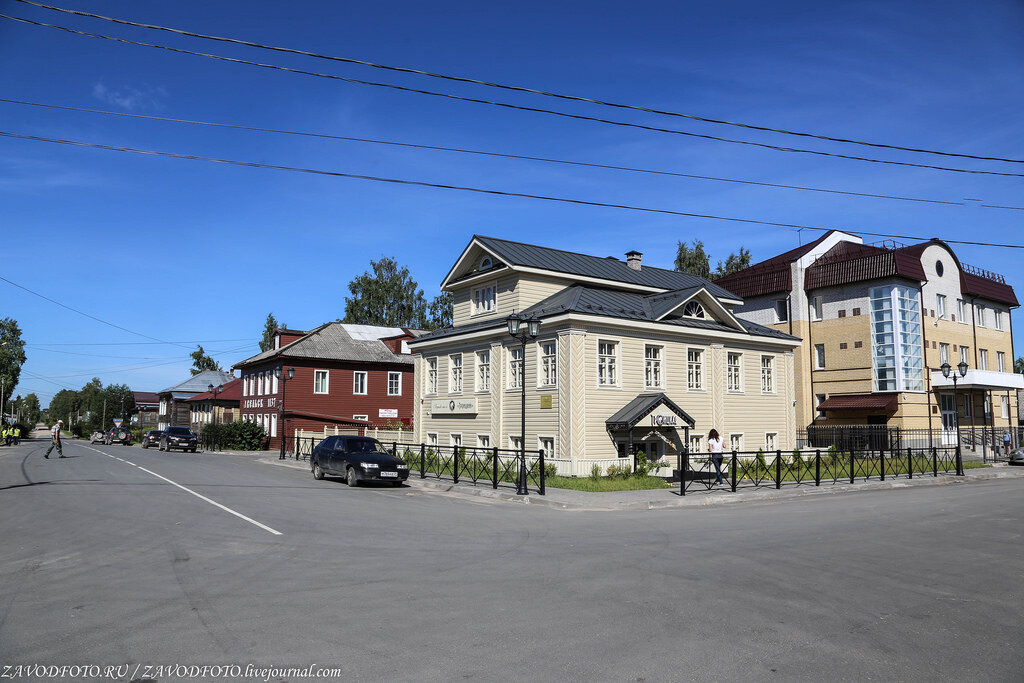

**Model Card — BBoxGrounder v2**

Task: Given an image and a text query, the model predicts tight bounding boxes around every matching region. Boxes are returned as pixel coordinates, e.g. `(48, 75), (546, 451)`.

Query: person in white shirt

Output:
(707, 428), (725, 485)
(44, 420), (64, 459)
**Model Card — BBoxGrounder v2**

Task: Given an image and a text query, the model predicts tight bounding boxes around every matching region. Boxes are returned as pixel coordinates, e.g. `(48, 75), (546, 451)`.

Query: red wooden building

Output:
(232, 323), (421, 450)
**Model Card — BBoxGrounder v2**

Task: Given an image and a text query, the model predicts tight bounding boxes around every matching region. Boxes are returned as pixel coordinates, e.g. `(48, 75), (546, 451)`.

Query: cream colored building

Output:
(407, 236), (801, 475)
(716, 231), (1021, 446)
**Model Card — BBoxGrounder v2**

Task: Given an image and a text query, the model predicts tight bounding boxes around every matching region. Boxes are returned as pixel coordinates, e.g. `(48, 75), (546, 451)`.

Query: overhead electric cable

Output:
(0, 272), (193, 349)
(3, 13), (1019, 179)
(0, 97), (975, 208)
(44, 343), (253, 378)
(15, 0), (1023, 165)
(28, 339), (254, 346)
(5, 129), (1024, 250)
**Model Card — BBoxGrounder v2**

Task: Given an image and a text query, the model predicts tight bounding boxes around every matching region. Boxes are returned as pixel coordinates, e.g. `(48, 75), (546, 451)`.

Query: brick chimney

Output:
(625, 250), (642, 271)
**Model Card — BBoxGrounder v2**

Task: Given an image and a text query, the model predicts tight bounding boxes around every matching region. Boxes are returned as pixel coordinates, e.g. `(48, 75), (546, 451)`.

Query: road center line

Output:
(87, 447), (282, 535)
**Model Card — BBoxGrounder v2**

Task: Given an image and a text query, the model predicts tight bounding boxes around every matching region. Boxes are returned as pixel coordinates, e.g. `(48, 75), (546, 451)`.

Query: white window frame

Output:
(682, 301), (706, 319)
(538, 435), (556, 459)
(508, 347), (524, 390)
(426, 357), (438, 395)
(352, 371), (367, 395)
(979, 349), (988, 371)
(314, 370), (330, 395)
(994, 309), (1003, 331)
(388, 371), (402, 396)
(1001, 395), (1009, 419)
(964, 394), (972, 418)
(997, 351), (1006, 373)
(449, 354), (463, 394)
(775, 299), (789, 323)
(957, 299), (968, 324)
(471, 283), (497, 316)
(936, 294), (946, 320)
(764, 432), (777, 451)
(271, 372), (279, 395)
(816, 393), (827, 419)
(688, 434), (703, 453)
(476, 433), (491, 449)
(960, 346), (970, 365)
(257, 372), (264, 395)
(270, 413), (278, 437)
(645, 344), (664, 390)
(476, 349), (490, 392)
(815, 344), (826, 370)
(449, 433), (462, 448)
(976, 304), (986, 328)
(810, 296), (822, 321)
(727, 352), (743, 392)
(939, 343), (950, 365)
(508, 435), (523, 452)
(729, 433), (743, 452)
(597, 339), (619, 388)
(426, 432), (438, 448)
(761, 355), (775, 394)
(539, 340), (557, 387)
(687, 348), (704, 391)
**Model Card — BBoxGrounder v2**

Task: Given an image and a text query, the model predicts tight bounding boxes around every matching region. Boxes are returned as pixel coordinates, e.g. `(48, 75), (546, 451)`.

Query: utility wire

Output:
(15, 0), (1024, 166)
(4, 13), (1020, 179)
(28, 339), (254, 346)
(2, 97), (986, 209)
(44, 343), (252, 378)
(5, 129), (1024, 250)
(0, 273), (194, 349)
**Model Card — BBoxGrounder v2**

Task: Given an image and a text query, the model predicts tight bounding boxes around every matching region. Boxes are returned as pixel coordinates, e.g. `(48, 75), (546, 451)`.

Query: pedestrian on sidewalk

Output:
(708, 429), (725, 485)
(1004, 429), (1012, 456)
(44, 420), (64, 459)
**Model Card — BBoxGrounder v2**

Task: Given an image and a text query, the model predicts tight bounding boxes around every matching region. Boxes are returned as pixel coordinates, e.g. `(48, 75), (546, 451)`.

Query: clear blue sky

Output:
(2, 0), (1022, 408)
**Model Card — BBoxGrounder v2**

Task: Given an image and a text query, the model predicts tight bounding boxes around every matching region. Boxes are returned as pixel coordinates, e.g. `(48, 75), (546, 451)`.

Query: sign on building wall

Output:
(429, 398), (478, 415)
(379, 408), (398, 418)
(540, 395), (553, 409)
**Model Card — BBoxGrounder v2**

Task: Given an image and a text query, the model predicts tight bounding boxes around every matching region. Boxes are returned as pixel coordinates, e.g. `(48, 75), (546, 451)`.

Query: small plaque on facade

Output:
(430, 398), (478, 415)
(540, 395), (552, 409)
(379, 408), (398, 418)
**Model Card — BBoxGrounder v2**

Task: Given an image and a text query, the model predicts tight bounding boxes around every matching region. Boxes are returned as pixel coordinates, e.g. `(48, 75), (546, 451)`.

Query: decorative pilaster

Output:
(558, 329), (587, 463)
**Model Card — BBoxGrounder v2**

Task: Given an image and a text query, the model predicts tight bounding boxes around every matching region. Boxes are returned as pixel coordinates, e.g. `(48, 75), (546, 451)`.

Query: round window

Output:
(936, 260), (944, 277)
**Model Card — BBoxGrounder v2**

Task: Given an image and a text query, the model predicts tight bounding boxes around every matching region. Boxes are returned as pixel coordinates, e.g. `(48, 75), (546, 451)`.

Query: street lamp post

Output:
(941, 361), (968, 475)
(275, 366), (295, 459)
(506, 313), (541, 495)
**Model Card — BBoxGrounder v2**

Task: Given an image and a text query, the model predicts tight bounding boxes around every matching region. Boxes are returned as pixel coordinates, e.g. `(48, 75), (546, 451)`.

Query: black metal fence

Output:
(276, 435), (548, 495)
(798, 426), (1019, 463)
(677, 446), (963, 495)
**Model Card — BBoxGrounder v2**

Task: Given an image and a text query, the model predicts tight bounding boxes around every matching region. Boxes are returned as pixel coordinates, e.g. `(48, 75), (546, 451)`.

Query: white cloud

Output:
(92, 82), (168, 111)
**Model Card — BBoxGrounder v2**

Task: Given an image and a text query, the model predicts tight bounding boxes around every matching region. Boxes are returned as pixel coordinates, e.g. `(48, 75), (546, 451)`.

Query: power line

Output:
(15, 0), (1024, 166)
(2, 97), (986, 209)
(0, 273), (194, 349)
(4, 13), (1021, 179)
(5, 129), (1024, 250)
(28, 339), (254, 346)
(43, 343), (252, 379)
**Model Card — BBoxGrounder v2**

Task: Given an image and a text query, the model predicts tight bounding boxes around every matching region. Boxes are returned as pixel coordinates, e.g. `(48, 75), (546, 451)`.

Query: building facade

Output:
(186, 377), (241, 431)
(156, 370), (236, 430)
(408, 236), (801, 475)
(716, 231), (1021, 443)
(233, 324), (420, 450)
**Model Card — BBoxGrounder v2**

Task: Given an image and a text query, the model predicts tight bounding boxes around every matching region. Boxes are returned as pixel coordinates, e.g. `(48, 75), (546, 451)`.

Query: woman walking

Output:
(708, 429), (725, 486)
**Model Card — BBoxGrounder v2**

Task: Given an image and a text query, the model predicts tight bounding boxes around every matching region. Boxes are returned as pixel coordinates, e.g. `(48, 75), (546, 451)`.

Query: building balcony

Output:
(931, 369), (1024, 392)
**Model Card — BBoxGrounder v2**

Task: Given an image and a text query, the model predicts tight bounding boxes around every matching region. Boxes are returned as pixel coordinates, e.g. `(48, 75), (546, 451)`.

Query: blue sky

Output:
(1, 0), (1022, 408)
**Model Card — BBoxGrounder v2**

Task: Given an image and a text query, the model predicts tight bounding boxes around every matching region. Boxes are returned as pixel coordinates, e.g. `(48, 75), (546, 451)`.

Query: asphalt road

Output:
(1, 437), (1022, 682)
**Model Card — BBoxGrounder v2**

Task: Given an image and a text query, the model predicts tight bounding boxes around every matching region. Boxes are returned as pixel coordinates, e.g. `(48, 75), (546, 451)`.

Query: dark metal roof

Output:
(804, 242), (926, 290)
(234, 323), (414, 369)
(133, 391), (159, 409)
(714, 230), (835, 297)
(606, 393), (696, 430)
(411, 285), (799, 344)
(818, 393), (899, 412)
(159, 370), (235, 396)
(184, 377), (242, 402)
(472, 235), (741, 301)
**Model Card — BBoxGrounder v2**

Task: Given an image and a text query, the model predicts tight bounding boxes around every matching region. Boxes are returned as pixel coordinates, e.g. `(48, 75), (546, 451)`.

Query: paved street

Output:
(1, 437), (1022, 682)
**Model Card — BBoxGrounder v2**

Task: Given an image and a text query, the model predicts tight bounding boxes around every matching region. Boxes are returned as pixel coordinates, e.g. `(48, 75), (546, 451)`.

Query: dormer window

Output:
(479, 257), (493, 270)
(682, 301), (706, 319)
(472, 283), (497, 316)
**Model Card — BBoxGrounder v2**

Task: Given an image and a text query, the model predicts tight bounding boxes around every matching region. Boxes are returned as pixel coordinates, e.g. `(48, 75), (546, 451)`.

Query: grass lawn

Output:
(544, 475), (673, 492)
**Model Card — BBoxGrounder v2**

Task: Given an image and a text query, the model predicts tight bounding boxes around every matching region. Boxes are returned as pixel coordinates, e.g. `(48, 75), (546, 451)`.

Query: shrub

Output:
(203, 420), (267, 450)
(792, 448), (804, 468)
(606, 463), (631, 479)
(756, 449), (767, 471)
(590, 463), (601, 481)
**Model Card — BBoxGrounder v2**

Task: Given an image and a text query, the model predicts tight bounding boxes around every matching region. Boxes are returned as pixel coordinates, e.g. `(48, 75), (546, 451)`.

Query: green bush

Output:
(606, 463), (631, 479)
(756, 449), (767, 471)
(590, 463), (601, 481)
(203, 421), (267, 450)
(792, 448), (804, 468)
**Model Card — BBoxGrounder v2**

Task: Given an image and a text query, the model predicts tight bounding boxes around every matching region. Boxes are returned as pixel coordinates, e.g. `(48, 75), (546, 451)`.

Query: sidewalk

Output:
(256, 451), (1024, 510)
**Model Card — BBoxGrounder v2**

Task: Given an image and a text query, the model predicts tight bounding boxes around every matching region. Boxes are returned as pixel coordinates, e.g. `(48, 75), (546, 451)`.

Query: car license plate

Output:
(380, 471), (398, 478)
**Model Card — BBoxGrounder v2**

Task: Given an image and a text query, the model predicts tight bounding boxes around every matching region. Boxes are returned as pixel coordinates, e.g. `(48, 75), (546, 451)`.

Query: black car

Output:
(311, 435), (409, 487)
(141, 429), (164, 449)
(106, 426), (132, 445)
(160, 426), (197, 453)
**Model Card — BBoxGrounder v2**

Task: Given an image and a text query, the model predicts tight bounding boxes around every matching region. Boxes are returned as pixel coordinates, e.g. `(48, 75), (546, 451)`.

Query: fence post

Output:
(730, 451), (737, 492)
(815, 449), (821, 486)
(492, 447), (499, 489)
(880, 447), (885, 482)
(279, 433), (285, 460)
(907, 447), (913, 479)
(419, 444), (425, 479)
(391, 442), (397, 457)
(932, 446), (938, 477)
(849, 451), (855, 484)
(453, 445), (460, 484)
(774, 449), (781, 489)
(681, 449), (688, 497)
(539, 449), (546, 495)
(955, 445), (964, 476)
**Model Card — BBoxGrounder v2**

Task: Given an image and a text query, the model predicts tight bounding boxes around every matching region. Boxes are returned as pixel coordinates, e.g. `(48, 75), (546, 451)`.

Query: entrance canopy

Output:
(817, 393), (898, 413)
(606, 393), (696, 431)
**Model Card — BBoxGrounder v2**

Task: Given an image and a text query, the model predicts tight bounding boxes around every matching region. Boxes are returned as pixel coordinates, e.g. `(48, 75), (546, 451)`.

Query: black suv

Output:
(141, 429), (164, 449)
(311, 436), (409, 487)
(160, 426), (197, 453)
(106, 426), (132, 445)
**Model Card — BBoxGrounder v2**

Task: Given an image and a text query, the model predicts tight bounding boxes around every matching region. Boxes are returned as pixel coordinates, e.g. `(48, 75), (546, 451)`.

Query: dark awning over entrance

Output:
(817, 393), (898, 413)
(606, 393), (696, 431)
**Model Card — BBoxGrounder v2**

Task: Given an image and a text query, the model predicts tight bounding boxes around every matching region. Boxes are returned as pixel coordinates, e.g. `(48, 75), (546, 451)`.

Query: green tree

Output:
(426, 292), (454, 330)
(0, 317), (27, 410)
(103, 383), (135, 427)
(47, 388), (81, 428)
(259, 313), (284, 352)
(343, 257), (428, 328)
(673, 240), (711, 279)
(190, 345), (222, 375)
(1016, 356), (1024, 374)
(20, 393), (41, 424)
(713, 246), (752, 279)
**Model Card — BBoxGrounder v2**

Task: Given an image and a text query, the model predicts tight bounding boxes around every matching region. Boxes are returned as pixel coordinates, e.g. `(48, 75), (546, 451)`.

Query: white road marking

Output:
(85, 446), (282, 536)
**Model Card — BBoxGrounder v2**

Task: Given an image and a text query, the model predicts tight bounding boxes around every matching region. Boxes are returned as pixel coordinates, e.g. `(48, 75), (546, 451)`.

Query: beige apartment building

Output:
(716, 230), (1021, 446)
(407, 236), (801, 475)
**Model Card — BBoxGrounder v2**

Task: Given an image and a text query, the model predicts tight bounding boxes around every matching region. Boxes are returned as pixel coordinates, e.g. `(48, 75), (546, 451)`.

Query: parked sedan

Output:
(106, 426), (132, 445)
(160, 426), (197, 453)
(90, 429), (106, 444)
(140, 429), (164, 449)
(1009, 449), (1024, 467)
(311, 435), (409, 487)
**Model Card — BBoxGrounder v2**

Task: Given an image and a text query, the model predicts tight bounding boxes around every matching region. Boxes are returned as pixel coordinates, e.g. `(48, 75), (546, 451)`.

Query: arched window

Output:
(480, 257), (493, 270)
(682, 301), (706, 318)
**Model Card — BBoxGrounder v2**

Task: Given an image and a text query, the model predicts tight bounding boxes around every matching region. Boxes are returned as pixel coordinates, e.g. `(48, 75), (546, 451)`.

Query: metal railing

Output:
(798, 426), (1019, 462)
(677, 446), (963, 495)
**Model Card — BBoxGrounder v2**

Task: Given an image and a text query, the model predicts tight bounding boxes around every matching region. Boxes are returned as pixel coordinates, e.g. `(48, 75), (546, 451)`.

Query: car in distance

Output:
(311, 435), (409, 487)
(105, 426), (132, 445)
(140, 429), (164, 449)
(90, 429), (106, 444)
(159, 426), (198, 453)
(1009, 449), (1024, 467)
